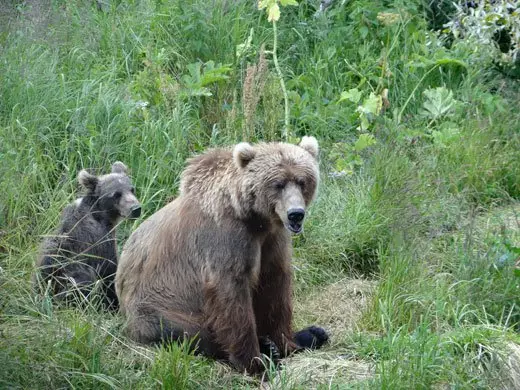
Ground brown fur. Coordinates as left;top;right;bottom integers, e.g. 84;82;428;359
116;137;320;373
34;162;141;310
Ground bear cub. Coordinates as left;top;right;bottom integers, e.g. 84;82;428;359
116;137;328;374
34;161;140;310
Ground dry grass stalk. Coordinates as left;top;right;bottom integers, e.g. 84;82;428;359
242;45;268;140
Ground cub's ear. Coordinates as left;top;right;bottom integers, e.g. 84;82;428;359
233;142;256;169
299;136;319;159
78;170;98;191
111;161;128;174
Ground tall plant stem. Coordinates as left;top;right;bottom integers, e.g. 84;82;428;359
272;20;290;140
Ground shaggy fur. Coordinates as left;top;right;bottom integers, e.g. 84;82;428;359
34;162;141;310
116;137;328;374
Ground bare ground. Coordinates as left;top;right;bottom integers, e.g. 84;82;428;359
278;278;377;388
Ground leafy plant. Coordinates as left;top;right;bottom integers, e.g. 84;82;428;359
419;86;459;126
329;88;383;175
258;0;299;140
445;1;520;75
131;48;176;107
338;88;384;132
180;61;232;98
329;134;377;176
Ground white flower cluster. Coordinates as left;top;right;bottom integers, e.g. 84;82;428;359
445;1;519;65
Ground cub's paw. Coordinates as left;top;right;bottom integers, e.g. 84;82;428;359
294;326;329;350
258;336;282;366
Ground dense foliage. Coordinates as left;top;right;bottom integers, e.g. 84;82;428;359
0;0;519;388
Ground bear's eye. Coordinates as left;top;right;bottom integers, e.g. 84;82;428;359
130;187;136;194
274;180;286;190
114;191;122;199
296;179;306;189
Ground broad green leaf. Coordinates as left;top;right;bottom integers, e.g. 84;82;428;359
358;115;370;132
338;88;362;104
182;62;232;90
199;62;232;86
419;87;458;121
357;92;382;116
354;133;377;152
360;25;369;39
435;58;467;69
335;159;353;174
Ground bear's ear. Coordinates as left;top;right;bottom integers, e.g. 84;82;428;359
78;170;98;191
111;161;128;174
299;136;319;159
233;142;256;169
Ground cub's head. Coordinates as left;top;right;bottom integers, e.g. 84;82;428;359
233;136;319;234
78;162;141;220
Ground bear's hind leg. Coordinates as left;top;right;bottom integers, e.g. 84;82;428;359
130;310;227;359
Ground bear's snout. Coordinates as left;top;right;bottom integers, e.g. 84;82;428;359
287;207;305;234
287;208;305;223
129;205;142;219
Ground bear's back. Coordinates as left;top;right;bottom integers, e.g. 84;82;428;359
180;148;234;196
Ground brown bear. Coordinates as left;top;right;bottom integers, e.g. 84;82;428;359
34;162;141;310
115;137;328;374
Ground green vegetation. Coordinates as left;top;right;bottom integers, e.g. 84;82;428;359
1;0;519;388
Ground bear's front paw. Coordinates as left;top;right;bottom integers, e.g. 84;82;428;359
294;326;329;350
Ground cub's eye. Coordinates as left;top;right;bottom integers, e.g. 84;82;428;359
296;179;306;188
274;180;286;190
130;187;136;194
114;191;122;199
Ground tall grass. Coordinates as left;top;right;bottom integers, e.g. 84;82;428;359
1;0;519;388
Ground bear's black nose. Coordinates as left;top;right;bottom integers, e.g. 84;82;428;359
287;208;305;224
130;205;142;219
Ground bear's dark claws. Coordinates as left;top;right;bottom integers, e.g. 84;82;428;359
259;336;282;365
294;326;329;350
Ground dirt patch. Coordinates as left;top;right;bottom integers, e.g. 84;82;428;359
273;350;374;389
294;278;377;339
213;279;377;387
472;203;520;243
0;0;62;38
275;278;378;387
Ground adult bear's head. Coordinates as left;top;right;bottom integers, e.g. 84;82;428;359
233;136;319;234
